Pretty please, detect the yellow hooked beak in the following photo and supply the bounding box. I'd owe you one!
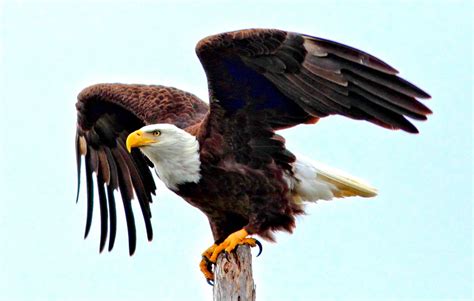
[126,130,156,153]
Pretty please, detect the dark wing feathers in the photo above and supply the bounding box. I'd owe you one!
[75,83,208,254]
[84,148,94,239]
[110,146,137,255]
[106,184,117,252]
[196,29,431,133]
[117,142,153,241]
[96,172,108,252]
[303,35,400,74]
[104,147,118,251]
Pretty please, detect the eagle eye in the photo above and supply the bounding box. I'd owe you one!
[152,130,161,136]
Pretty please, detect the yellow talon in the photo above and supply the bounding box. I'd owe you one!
[199,231,261,284]
[199,244,217,282]
[209,229,256,262]
[199,259,214,282]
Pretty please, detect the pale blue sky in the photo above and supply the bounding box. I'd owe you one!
[0,1,472,300]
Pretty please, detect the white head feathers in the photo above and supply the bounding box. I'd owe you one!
[138,124,201,190]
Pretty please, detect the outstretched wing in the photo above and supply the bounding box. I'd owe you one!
[196,28,431,133]
[75,83,208,255]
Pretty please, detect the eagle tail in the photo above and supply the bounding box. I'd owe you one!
[291,156,377,202]
[314,161,378,198]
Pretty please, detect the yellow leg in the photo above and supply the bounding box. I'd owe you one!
[209,229,257,262]
[199,231,261,284]
[199,244,217,282]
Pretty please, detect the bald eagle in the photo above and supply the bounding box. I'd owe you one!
[75,29,431,282]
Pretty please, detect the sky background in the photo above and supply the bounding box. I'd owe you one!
[0,0,472,300]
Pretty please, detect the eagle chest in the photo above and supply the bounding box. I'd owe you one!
[175,169,254,215]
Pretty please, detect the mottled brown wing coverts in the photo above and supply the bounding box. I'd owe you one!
[196,28,431,133]
[75,83,208,255]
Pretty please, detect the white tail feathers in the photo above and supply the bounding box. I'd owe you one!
[313,161,378,198]
[289,157,377,203]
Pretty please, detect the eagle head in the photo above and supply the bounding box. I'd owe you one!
[126,124,201,189]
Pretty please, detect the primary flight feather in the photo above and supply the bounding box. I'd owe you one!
[74,28,431,282]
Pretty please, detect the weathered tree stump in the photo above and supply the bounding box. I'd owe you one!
[213,245,256,301]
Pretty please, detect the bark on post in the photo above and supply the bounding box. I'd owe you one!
[213,245,256,301]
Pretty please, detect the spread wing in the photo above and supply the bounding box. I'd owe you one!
[75,83,208,254]
[196,28,431,133]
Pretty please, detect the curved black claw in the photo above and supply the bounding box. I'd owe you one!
[207,279,214,286]
[206,260,214,273]
[255,239,263,257]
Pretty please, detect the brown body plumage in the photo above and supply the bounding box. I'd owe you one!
[75,29,431,256]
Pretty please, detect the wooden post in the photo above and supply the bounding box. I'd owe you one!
[213,245,256,301]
